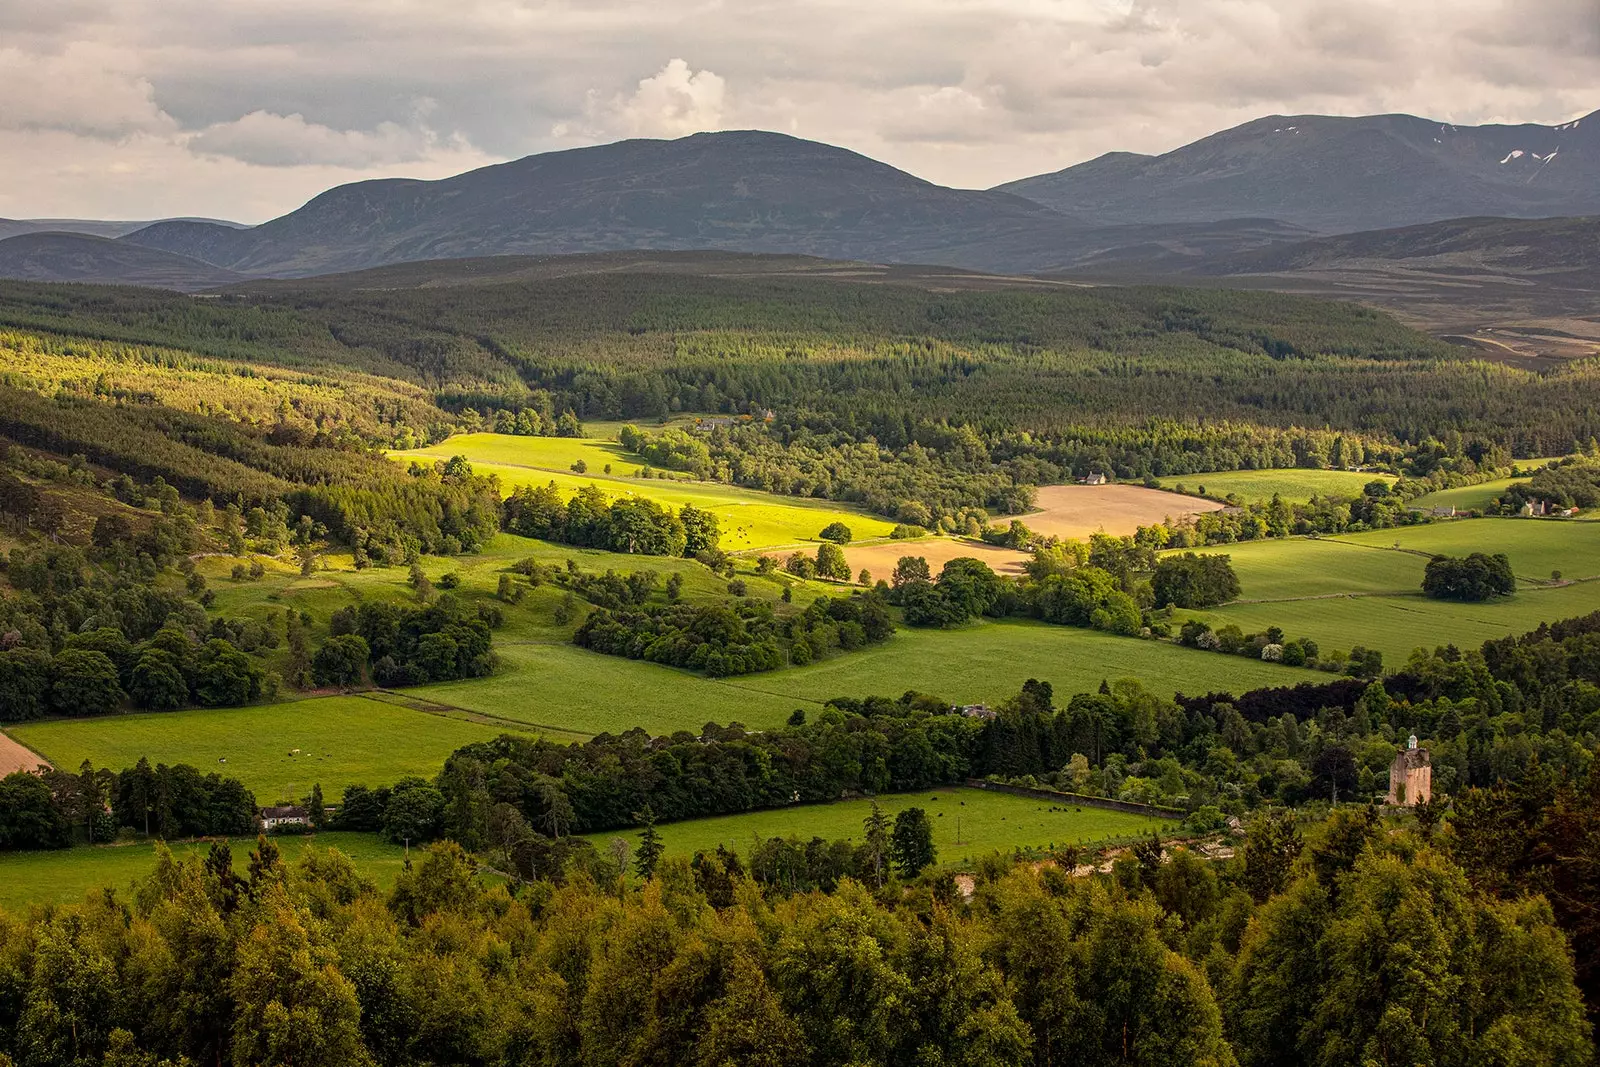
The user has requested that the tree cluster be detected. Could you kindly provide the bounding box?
[502,480,719,557]
[1422,552,1516,601]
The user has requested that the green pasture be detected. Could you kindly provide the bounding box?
[1175,518,1600,661]
[391,433,896,551]
[586,786,1171,870]
[722,618,1320,707]
[1156,468,1394,505]
[1335,518,1600,581]
[1409,477,1526,514]
[9,695,521,803]
[0,833,407,912]
[407,641,799,735]
[1190,582,1600,664]
[412,620,1324,738]
[1181,538,1427,600]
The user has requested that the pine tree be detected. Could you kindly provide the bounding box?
[633,804,664,880]
[864,802,891,887]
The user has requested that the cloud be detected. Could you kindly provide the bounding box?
[557,58,728,141]
[0,44,173,138]
[188,110,447,167]
[1,0,1597,218]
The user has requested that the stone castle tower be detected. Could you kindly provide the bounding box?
[1387,734,1432,806]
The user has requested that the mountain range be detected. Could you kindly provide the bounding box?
[0,109,1595,288]
[999,111,1600,232]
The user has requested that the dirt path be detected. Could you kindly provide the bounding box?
[0,729,50,775]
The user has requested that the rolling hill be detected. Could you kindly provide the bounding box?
[998,110,1600,232]
[0,232,243,290]
[119,130,1091,277]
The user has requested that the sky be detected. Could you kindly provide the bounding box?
[3,0,1597,223]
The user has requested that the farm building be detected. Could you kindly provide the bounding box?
[952,704,996,720]
[260,804,311,831]
[1079,472,1109,486]
[1386,736,1432,806]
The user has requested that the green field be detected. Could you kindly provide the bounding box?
[393,433,897,551]
[1180,518,1600,661]
[411,619,1324,737]
[1191,583,1600,664]
[1409,459,1567,514]
[10,695,522,803]
[586,786,1171,870]
[1338,518,1600,581]
[1184,538,1428,600]
[0,832,408,912]
[1156,468,1394,504]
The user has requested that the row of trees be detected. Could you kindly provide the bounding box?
[0,757,257,850]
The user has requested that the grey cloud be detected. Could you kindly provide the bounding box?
[1,0,1596,218]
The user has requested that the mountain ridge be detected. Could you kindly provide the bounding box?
[996,109,1600,232]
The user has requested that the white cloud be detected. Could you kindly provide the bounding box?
[557,58,728,140]
[188,110,447,167]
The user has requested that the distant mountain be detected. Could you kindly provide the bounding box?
[0,233,243,290]
[0,217,244,242]
[1199,216,1600,283]
[998,111,1600,232]
[121,131,1091,277]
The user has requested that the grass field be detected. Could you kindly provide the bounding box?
[1178,518,1600,661]
[1156,468,1395,504]
[585,786,1172,870]
[1409,459,1567,513]
[411,620,1324,737]
[1337,519,1600,581]
[1190,583,1600,663]
[0,832,408,912]
[1183,538,1428,600]
[392,433,896,551]
[397,433,652,478]
[9,695,524,803]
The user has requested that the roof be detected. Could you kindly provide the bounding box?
[261,805,309,819]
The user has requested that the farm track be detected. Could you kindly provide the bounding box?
[0,729,50,774]
[366,689,596,739]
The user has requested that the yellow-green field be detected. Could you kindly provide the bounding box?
[1156,468,1395,504]
[0,833,408,912]
[587,786,1171,870]
[392,433,896,551]
[1408,460,1567,514]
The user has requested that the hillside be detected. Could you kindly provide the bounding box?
[119,131,1089,277]
[1201,215,1600,283]
[0,217,245,242]
[0,232,243,290]
[999,110,1600,232]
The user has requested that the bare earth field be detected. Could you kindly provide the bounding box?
[0,730,49,774]
[1020,485,1224,540]
[846,538,1031,581]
